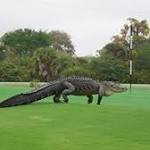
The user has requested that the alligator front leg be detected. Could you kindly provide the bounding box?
[97,85,104,105]
[62,81,75,103]
[97,95,103,105]
[53,94,62,103]
[87,95,93,104]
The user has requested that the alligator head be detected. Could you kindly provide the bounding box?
[102,81,127,96]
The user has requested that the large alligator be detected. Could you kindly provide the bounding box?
[0,77,127,108]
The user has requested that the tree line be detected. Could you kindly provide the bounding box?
[0,18,150,83]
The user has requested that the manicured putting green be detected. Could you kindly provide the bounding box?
[0,84,150,150]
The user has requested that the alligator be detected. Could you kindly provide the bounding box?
[0,77,127,108]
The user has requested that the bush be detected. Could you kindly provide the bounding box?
[61,66,96,78]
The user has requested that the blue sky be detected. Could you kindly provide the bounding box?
[0,0,149,56]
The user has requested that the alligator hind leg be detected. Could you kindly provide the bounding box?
[62,81,75,103]
[53,94,61,103]
[87,95,93,104]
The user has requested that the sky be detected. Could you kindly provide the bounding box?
[0,0,149,56]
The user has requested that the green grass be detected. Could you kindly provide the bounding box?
[0,84,150,150]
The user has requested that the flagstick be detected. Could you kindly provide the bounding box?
[129,24,133,93]
[129,60,132,93]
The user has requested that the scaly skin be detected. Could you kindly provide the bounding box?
[63,77,127,104]
[0,80,64,107]
[0,76,127,107]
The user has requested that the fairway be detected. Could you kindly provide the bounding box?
[0,84,150,150]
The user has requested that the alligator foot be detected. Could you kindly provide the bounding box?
[64,99,69,103]
[87,95,93,104]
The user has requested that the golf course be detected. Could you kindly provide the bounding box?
[0,83,150,150]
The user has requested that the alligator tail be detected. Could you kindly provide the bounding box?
[0,82,59,108]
